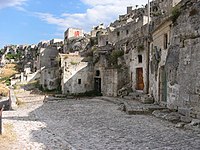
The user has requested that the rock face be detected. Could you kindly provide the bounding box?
[166,0,200,119]
[64,37,90,53]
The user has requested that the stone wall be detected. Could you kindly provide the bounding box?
[108,17,148,45]
[38,46,59,69]
[40,67,60,90]
[166,0,200,119]
[97,67,129,97]
[102,69,118,96]
[130,43,148,93]
[38,45,60,90]
[98,34,109,47]
[61,53,93,94]
[64,28,84,40]
[149,19,172,103]
[94,47,129,96]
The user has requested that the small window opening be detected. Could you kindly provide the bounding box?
[96,70,100,76]
[138,55,143,63]
[117,31,120,37]
[164,33,168,49]
[78,79,81,84]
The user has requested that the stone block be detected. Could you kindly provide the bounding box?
[184,122,200,132]
[178,108,190,116]
[175,122,186,128]
[197,113,200,120]
[124,102,150,115]
[164,112,181,123]
[152,109,170,119]
[140,95,154,104]
[180,116,192,123]
[190,111,197,119]
[147,105,166,112]
[190,119,200,126]
[118,103,126,112]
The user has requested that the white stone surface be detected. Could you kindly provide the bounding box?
[2,95,200,150]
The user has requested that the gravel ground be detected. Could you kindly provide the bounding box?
[2,96,200,150]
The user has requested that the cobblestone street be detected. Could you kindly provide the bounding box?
[3,97,200,150]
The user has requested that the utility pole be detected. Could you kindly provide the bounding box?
[0,105,4,135]
[146,0,150,94]
[148,0,150,25]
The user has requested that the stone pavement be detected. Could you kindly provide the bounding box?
[101,96,200,131]
[14,89,45,103]
[2,94,200,150]
[100,96,165,115]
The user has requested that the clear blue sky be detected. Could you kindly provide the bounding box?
[0,0,149,48]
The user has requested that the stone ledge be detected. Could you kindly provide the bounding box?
[152,110,181,123]
[124,101,150,115]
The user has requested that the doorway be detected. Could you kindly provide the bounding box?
[94,78,101,93]
[159,66,167,102]
[136,68,144,90]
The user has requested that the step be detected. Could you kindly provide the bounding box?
[124,102,150,115]
[140,95,154,104]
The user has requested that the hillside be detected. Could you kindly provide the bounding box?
[0,64,18,96]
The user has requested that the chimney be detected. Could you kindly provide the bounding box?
[127,6,132,14]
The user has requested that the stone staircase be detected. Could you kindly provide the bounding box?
[124,91,154,104]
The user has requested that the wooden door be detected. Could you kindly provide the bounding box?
[136,68,144,90]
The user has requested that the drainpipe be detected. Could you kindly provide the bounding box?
[146,40,150,94]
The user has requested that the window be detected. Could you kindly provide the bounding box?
[74,31,80,37]
[96,70,100,76]
[126,30,129,35]
[106,41,109,45]
[117,31,120,37]
[78,79,81,84]
[164,33,168,49]
[138,55,143,63]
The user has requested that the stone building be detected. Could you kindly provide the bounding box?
[60,27,94,94]
[128,25,149,93]
[64,28,84,40]
[96,6,150,94]
[145,0,200,122]
[165,0,200,120]
[93,44,129,96]
[150,0,181,20]
[91,23,106,38]
[37,40,63,90]
[60,52,93,94]
[64,28,84,53]
[149,18,172,105]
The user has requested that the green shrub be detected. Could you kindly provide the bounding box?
[5,52,22,61]
[5,78,11,86]
[108,50,124,66]
[171,6,181,23]
[5,54,15,60]
[137,45,144,51]
[70,61,79,65]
